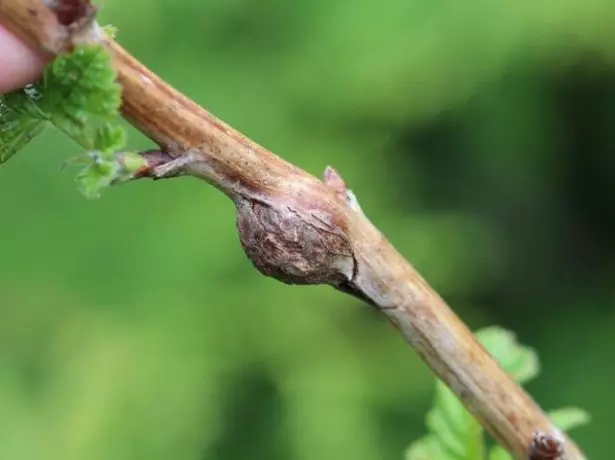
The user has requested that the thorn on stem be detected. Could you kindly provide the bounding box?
[151,156,193,179]
[130,150,190,181]
[323,166,347,198]
[323,166,363,212]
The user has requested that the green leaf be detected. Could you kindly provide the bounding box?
[42,44,123,149]
[74,150,145,199]
[93,123,126,152]
[548,407,590,431]
[406,361,487,460]
[407,326,591,460]
[1,43,133,198]
[1,45,123,157]
[0,84,48,164]
[42,45,133,198]
[102,24,119,39]
[406,326,541,460]
[476,326,540,384]
[425,383,485,460]
[487,445,512,460]
[406,435,457,460]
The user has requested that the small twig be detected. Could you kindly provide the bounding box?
[0,1,587,458]
[127,150,192,180]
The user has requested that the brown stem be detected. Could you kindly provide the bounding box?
[0,1,587,458]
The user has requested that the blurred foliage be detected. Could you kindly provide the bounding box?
[1,0,614,458]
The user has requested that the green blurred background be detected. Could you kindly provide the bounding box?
[1,0,614,458]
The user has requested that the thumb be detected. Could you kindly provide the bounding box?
[0,22,47,93]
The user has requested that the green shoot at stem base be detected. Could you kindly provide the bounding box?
[0,38,145,198]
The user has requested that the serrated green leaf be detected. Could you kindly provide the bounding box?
[0,84,48,164]
[427,382,484,459]
[1,43,126,177]
[0,118,46,164]
[406,435,457,460]
[74,150,145,199]
[487,445,512,460]
[406,326,543,460]
[94,123,126,152]
[2,44,133,198]
[75,153,120,199]
[102,24,119,39]
[425,399,466,456]
[476,326,540,384]
[42,44,122,150]
[548,407,590,431]
[434,379,470,437]
[407,326,591,460]
[410,374,484,460]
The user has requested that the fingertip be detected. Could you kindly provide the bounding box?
[0,24,47,93]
